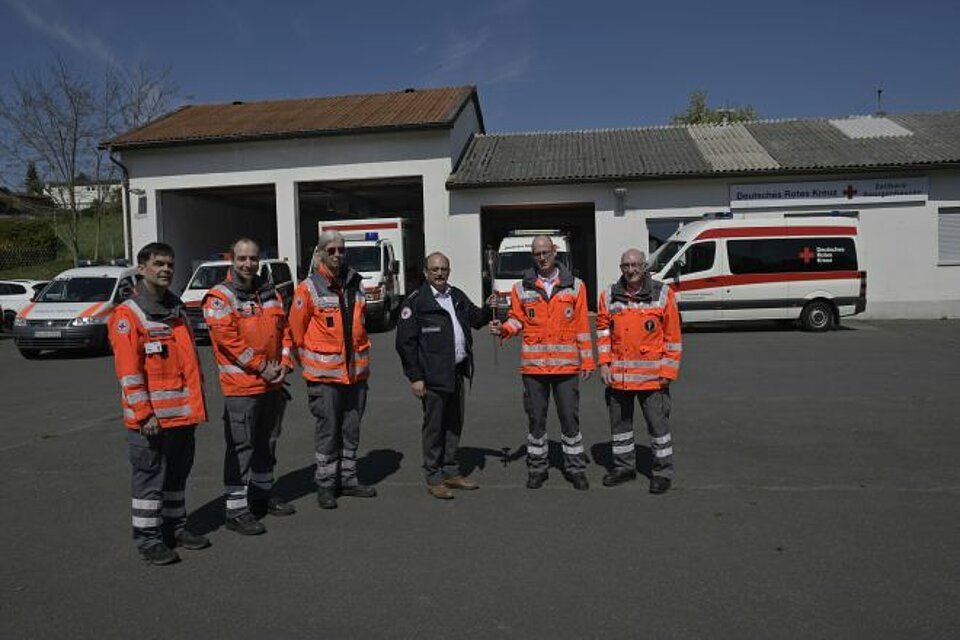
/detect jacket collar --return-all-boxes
[522,264,575,291]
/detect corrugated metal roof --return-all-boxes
[829,116,913,139]
[449,111,960,188]
[105,86,479,149]
[688,123,779,172]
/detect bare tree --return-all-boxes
[0,56,177,265]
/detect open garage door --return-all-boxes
[481,203,597,311]
[297,177,424,280]
[158,185,277,293]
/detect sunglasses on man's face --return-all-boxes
[325,246,346,255]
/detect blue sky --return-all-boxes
[2,0,959,135]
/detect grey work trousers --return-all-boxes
[127,425,196,550]
[307,381,368,489]
[420,375,466,485]
[605,387,673,478]
[223,390,287,517]
[522,374,586,476]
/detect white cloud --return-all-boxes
[4,0,121,68]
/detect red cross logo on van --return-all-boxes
[843,184,858,199]
[798,247,815,264]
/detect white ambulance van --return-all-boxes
[647,215,866,331]
[12,264,139,358]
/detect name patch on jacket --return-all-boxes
[527,308,536,319]
[421,326,441,334]
[325,316,335,328]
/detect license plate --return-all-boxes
[35,330,62,338]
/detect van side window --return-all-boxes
[727,238,857,274]
[678,241,716,275]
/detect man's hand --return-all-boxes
[488,319,503,336]
[600,364,613,386]
[485,293,498,308]
[410,380,426,398]
[580,369,592,382]
[269,365,290,385]
[260,360,281,382]
[140,415,160,436]
[659,377,672,387]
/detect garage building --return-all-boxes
[106,87,960,319]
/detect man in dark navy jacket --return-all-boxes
[395,252,494,500]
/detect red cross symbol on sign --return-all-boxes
[798,247,815,264]
[843,184,858,199]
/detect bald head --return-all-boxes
[530,235,557,275]
[619,248,648,285]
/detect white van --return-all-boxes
[12,265,139,358]
[647,215,866,331]
[181,258,295,340]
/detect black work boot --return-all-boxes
[567,473,590,491]
[316,487,338,509]
[140,544,180,566]
[649,477,672,494]
[339,485,377,498]
[253,496,296,517]
[225,512,266,535]
[175,530,211,550]
[602,469,637,487]
[526,473,548,489]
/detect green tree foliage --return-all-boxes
[672,90,759,125]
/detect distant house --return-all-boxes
[46,181,120,210]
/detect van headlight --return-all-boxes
[13,316,27,327]
[71,316,108,326]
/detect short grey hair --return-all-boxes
[316,230,345,253]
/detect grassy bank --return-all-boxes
[0,211,124,280]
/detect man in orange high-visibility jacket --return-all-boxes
[289,230,376,510]
[109,242,209,566]
[204,238,296,537]
[490,235,595,491]
[596,248,682,494]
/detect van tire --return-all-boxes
[800,300,834,332]
[3,310,16,332]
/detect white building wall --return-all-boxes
[450,169,960,319]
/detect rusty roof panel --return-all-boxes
[107,86,478,149]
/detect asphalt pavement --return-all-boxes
[1,319,959,639]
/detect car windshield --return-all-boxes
[36,277,116,303]
[496,251,569,278]
[188,266,230,289]
[346,246,381,272]
[649,241,685,273]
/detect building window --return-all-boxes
[938,208,960,265]
[137,195,147,215]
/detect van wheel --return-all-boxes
[3,310,16,332]
[18,348,41,359]
[800,300,834,332]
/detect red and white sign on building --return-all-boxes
[730,177,927,209]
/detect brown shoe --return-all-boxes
[443,475,479,491]
[427,484,455,500]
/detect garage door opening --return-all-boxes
[158,184,277,293]
[481,203,597,311]
[297,177,424,279]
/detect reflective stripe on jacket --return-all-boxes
[108,300,207,429]
[501,267,594,375]
[596,279,682,391]
[288,269,370,385]
[203,284,293,396]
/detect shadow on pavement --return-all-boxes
[458,445,524,475]
[186,448,404,535]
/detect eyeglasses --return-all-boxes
[325,246,346,255]
[427,266,450,273]
[532,251,554,258]
[620,262,647,269]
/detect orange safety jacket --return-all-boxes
[501,267,595,375]
[203,275,293,396]
[288,265,370,385]
[109,295,207,429]
[596,278,682,391]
